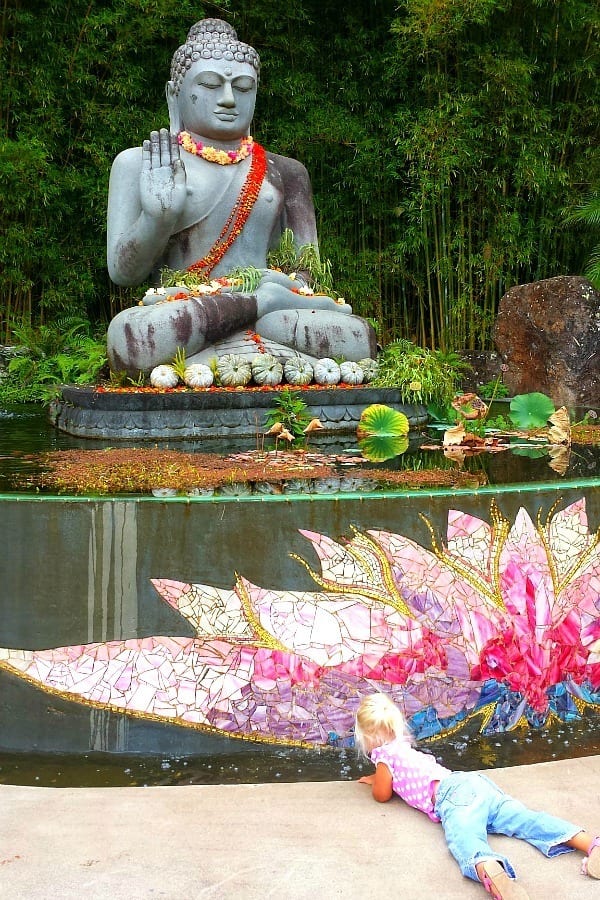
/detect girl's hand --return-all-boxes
[360,763,393,802]
[358,774,375,785]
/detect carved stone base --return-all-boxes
[50,385,428,441]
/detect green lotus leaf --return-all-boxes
[509,393,556,429]
[357,404,410,438]
[358,434,410,462]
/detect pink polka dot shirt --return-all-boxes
[370,737,452,822]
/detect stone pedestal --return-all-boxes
[49,385,428,441]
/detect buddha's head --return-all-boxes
[167,19,260,141]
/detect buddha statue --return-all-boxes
[106,18,376,376]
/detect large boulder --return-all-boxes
[493,275,600,407]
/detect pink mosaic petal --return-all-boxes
[446,510,493,580]
[241,576,419,666]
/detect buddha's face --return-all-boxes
[177,58,257,142]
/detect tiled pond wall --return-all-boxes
[2,481,600,756]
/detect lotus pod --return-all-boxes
[339,361,364,385]
[251,353,283,386]
[150,365,179,389]
[313,358,341,386]
[217,354,252,387]
[183,364,214,389]
[357,357,379,383]
[284,357,314,386]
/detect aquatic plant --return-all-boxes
[357,403,410,461]
[509,392,556,429]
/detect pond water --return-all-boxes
[2,403,600,787]
[1,715,599,787]
[2,403,600,494]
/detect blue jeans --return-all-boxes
[434,772,580,882]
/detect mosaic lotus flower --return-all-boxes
[0,497,599,745]
[368,497,600,725]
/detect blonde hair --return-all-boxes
[354,693,412,757]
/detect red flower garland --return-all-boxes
[187,143,267,278]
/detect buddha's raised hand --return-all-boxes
[140,128,186,223]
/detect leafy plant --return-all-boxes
[0,318,107,403]
[160,268,210,289]
[226,267,263,293]
[267,229,339,297]
[372,340,467,407]
[479,377,510,400]
[267,229,298,272]
[264,388,312,443]
[563,193,600,288]
[171,347,187,381]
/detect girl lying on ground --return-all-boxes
[355,692,600,900]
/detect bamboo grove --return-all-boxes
[1,0,599,350]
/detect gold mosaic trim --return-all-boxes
[290,533,411,617]
[234,574,291,651]
[421,502,509,610]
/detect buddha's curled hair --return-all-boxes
[170,18,260,94]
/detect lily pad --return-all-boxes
[509,393,555,429]
[359,434,410,462]
[357,404,410,438]
[510,446,549,459]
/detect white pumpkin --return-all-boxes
[150,364,179,388]
[217,354,252,387]
[339,361,364,385]
[183,364,214,389]
[284,357,314,386]
[251,353,283,386]
[313,358,341,386]
[357,357,379,383]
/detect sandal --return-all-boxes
[582,836,600,878]
[479,860,530,900]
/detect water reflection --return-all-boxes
[2,404,600,495]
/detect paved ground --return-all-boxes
[1,756,599,899]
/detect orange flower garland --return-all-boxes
[187,142,268,278]
[177,132,254,166]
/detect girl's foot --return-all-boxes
[582,836,600,878]
[479,860,530,900]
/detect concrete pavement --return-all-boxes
[1,756,600,899]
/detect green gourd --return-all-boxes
[251,353,284,386]
[339,361,364,385]
[184,364,214,388]
[150,364,179,389]
[313,358,341,386]
[283,357,314,386]
[357,358,379,383]
[217,354,252,387]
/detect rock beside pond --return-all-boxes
[493,275,600,407]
